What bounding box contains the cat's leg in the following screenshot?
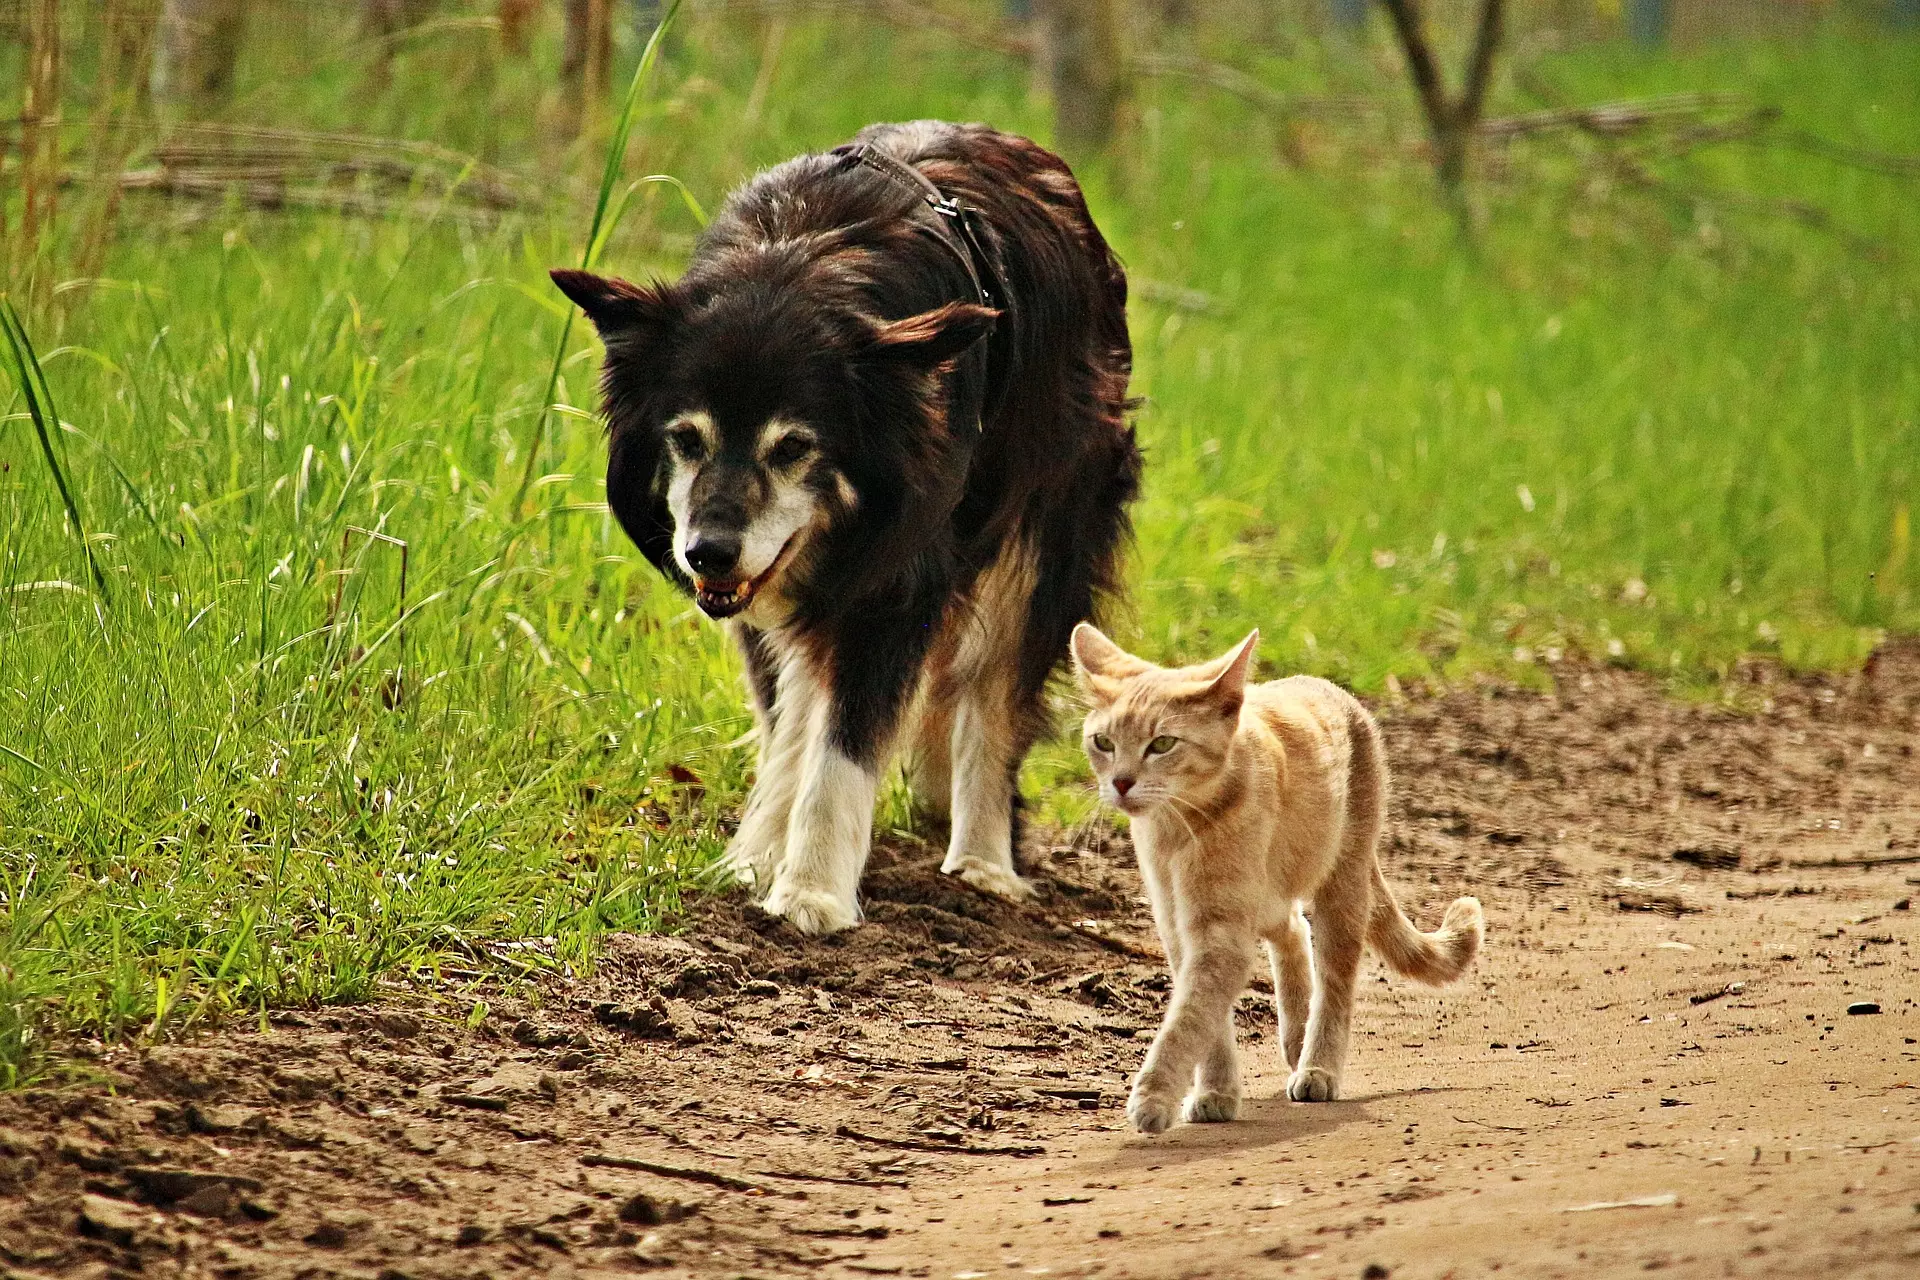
[1290,881,1369,1102]
[1264,908,1314,1070]
[1183,1026,1242,1123]
[1128,924,1255,1133]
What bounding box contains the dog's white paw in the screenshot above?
[1286,1066,1340,1103]
[1182,1089,1240,1124]
[761,882,859,935]
[941,856,1034,902]
[720,839,780,893]
[1127,1089,1178,1135]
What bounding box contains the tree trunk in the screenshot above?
[152,0,249,110]
[1036,0,1127,155]
[560,0,612,137]
[13,0,62,305]
[1379,0,1506,195]
[498,0,537,56]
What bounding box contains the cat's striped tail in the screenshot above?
[1367,864,1484,985]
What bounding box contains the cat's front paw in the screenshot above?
[1126,1089,1178,1134]
[1183,1089,1240,1124]
[1286,1066,1340,1103]
[761,882,859,935]
[941,856,1035,902]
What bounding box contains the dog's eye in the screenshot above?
[1147,735,1179,755]
[1089,732,1114,753]
[765,435,813,468]
[668,426,707,462]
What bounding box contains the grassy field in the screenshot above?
[1,7,1915,1082]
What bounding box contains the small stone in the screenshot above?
[1363,1267,1391,1280]
[187,1104,260,1135]
[78,1193,146,1245]
[455,1223,491,1246]
[742,980,780,997]
[175,1182,239,1218]
[1847,1002,1882,1015]
[373,1011,422,1039]
[305,1210,372,1248]
[619,1192,666,1226]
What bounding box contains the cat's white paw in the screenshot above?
[941,856,1035,902]
[1127,1090,1178,1135]
[1286,1066,1340,1103]
[761,882,859,935]
[1183,1089,1240,1124]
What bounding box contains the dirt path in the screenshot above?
[4,647,1918,1279]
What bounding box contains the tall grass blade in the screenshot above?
[0,297,110,600]
[511,0,686,518]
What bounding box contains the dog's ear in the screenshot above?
[861,302,999,366]
[551,269,682,347]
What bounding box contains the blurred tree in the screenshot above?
[1379,0,1505,196]
[10,0,62,306]
[1894,0,1920,25]
[499,0,537,55]
[1331,0,1369,31]
[1627,0,1670,46]
[563,0,614,126]
[1035,0,1127,154]
[152,0,249,110]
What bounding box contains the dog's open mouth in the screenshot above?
[693,537,798,620]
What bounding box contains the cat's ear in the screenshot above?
[1071,623,1150,688]
[1200,629,1259,716]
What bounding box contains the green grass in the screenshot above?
[2,8,1916,1083]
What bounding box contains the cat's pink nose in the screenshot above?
[1113,776,1135,797]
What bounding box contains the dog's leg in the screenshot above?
[762,682,877,935]
[722,626,806,893]
[940,542,1036,900]
[902,676,953,826]
[941,669,1032,900]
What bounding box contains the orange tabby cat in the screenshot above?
[1070,624,1484,1133]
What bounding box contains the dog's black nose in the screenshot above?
[684,534,742,579]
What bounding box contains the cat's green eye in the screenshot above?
[1147,735,1179,755]
[1090,732,1114,753]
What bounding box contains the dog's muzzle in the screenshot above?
[691,535,799,620]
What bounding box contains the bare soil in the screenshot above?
[4,646,1919,1280]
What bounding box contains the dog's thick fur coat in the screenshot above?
[555,121,1141,933]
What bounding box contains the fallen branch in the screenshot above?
[1785,852,1920,871]
[834,1124,1045,1157]
[579,1153,788,1195]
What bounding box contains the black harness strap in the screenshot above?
[831,142,1003,313]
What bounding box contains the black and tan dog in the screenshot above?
[553,120,1140,934]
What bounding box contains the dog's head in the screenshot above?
[552,266,995,622]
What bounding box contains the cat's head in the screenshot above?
[1069,624,1259,816]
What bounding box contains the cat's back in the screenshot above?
[1242,675,1369,774]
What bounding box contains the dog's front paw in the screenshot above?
[941,856,1034,902]
[720,838,780,893]
[1127,1089,1178,1135]
[1286,1066,1340,1103]
[761,883,859,935]
[1182,1089,1240,1124]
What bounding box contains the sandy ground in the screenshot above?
[3,645,1918,1280]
